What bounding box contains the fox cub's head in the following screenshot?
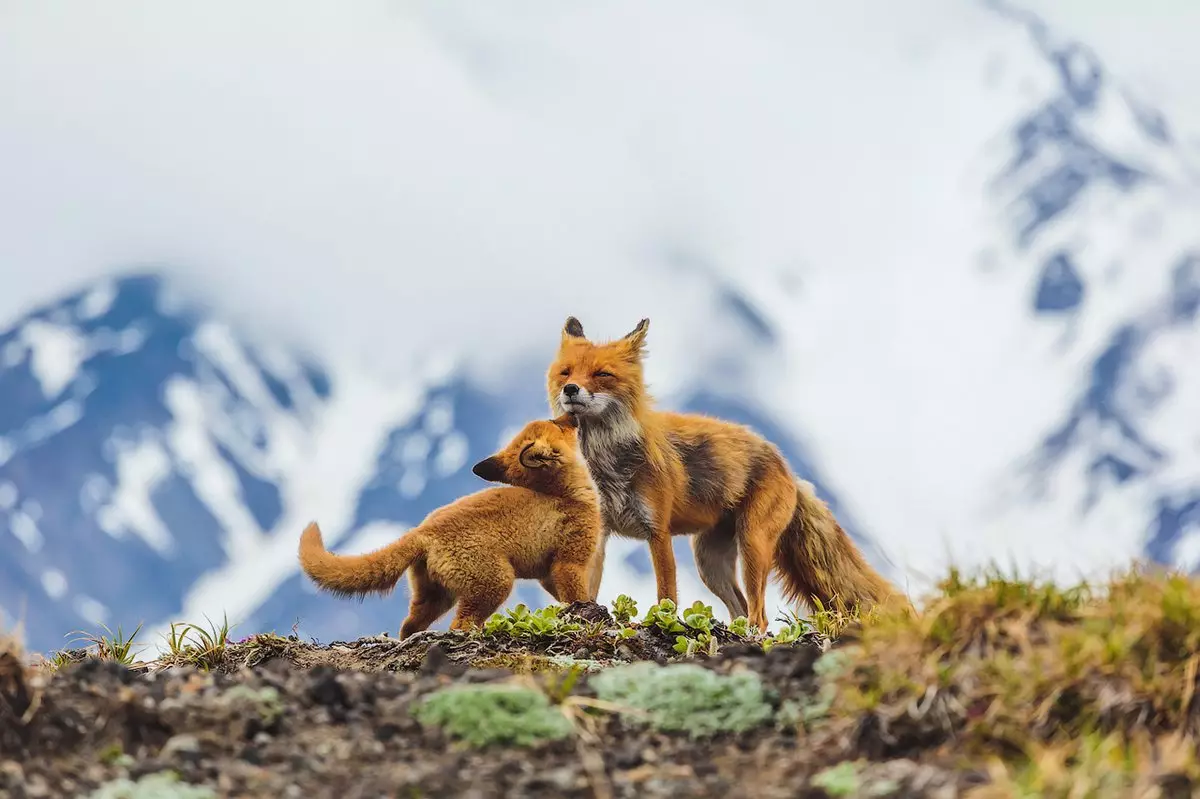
[471,414,584,494]
[546,316,649,420]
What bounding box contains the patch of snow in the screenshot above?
[41,569,68,600]
[73,595,110,627]
[76,281,116,320]
[1176,530,1200,572]
[20,319,88,399]
[98,431,175,556]
[21,499,41,523]
[162,377,269,560]
[192,321,279,411]
[399,433,431,465]
[79,474,113,515]
[433,431,469,477]
[335,521,411,555]
[0,481,16,510]
[399,469,426,499]
[141,365,430,656]
[9,509,43,553]
[423,400,454,437]
[1,341,23,369]
[495,425,521,451]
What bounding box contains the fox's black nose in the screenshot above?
[563,383,581,398]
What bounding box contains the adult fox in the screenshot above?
[547,316,899,631]
[298,414,601,638]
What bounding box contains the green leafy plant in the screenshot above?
[611,594,638,624]
[727,616,756,638]
[481,604,583,640]
[762,612,809,652]
[641,599,685,634]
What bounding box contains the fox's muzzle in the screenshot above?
[472,456,506,483]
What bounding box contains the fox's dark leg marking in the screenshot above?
[692,513,750,620]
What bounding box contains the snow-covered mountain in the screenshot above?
[0,271,875,654]
[3,1,1199,654]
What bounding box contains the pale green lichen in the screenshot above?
[411,683,574,748]
[89,771,216,799]
[590,661,774,738]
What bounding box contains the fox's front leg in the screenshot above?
[587,532,609,601]
[647,525,679,606]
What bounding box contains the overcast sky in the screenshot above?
[1,0,1197,376]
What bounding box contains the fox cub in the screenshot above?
[547,315,901,631]
[298,414,601,638]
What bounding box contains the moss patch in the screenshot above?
[410,683,574,748]
[590,660,774,738]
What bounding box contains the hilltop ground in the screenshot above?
[2,567,1200,799]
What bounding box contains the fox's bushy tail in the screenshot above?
[298,521,426,598]
[773,480,903,614]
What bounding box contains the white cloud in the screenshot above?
[0,0,1027,377]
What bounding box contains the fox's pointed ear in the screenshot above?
[552,412,578,430]
[621,318,649,356]
[561,316,586,344]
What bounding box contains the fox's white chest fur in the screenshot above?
[579,415,654,541]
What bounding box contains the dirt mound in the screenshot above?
[7,570,1200,798]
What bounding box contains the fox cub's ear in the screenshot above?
[621,317,649,355]
[519,442,559,469]
[562,316,586,341]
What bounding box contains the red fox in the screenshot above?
[298,414,602,638]
[546,316,901,631]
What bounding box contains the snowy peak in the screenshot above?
[973,2,1200,576]
[0,273,335,651]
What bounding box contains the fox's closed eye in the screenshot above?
[559,368,570,377]
[594,371,614,378]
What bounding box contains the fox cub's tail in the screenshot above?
[298,521,426,598]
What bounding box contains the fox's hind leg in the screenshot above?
[692,516,749,622]
[399,559,455,639]
[735,461,799,632]
[449,561,515,633]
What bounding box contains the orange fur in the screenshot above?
[547,316,902,630]
[297,414,602,638]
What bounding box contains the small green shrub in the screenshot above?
[590,661,774,738]
[481,604,583,640]
[411,683,574,748]
[611,594,638,624]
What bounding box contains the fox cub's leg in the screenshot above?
[692,519,749,621]
[549,557,592,604]
[399,560,455,640]
[450,560,515,632]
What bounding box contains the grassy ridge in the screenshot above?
[3,563,1200,797]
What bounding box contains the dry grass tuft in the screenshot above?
[824,563,1200,791]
